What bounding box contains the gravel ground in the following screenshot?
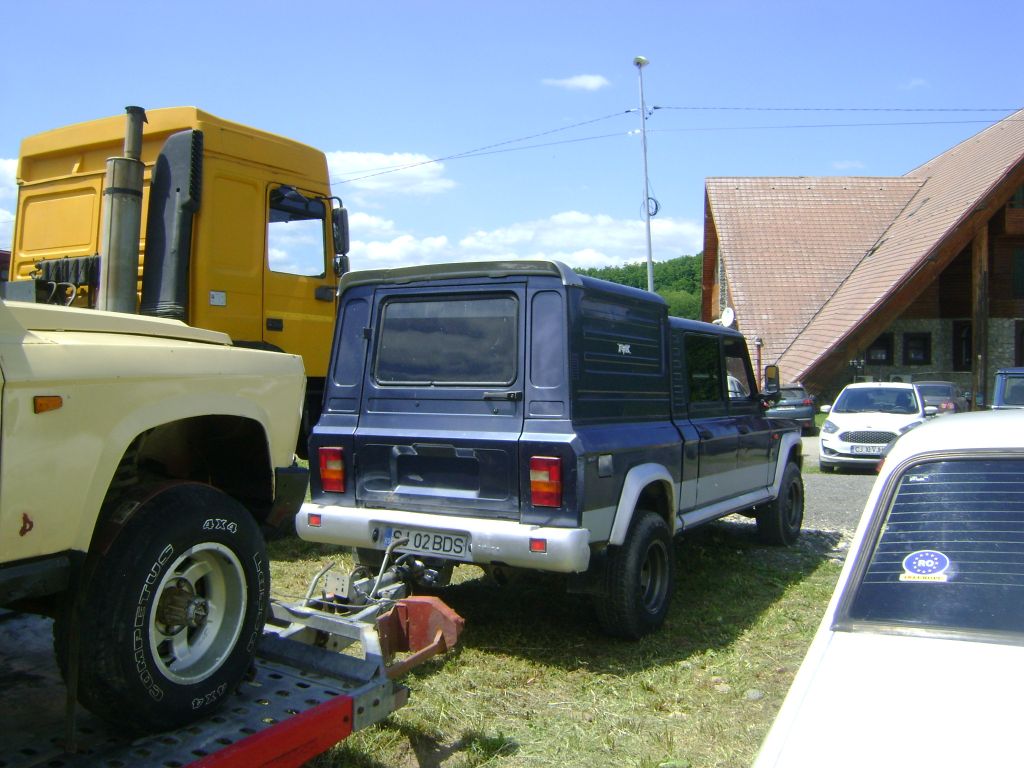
[799,435,877,538]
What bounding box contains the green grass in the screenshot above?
[268,522,843,768]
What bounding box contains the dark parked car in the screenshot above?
[765,385,817,433]
[914,380,968,414]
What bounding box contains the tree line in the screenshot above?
[576,253,702,319]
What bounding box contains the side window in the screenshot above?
[685,333,726,417]
[723,336,756,404]
[267,185,328,277]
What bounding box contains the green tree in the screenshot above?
[577,254,703,319]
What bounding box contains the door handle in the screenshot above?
[315,285,336,302]
[483,391,523,401]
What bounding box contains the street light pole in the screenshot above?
[634,55,655,293]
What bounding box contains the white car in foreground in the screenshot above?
[818,381,935,471]
[755,410,1024,767]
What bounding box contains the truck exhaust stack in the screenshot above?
[97,106,147,313]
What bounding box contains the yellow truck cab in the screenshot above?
[10,107,349,440]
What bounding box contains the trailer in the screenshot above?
[0,561,463,768]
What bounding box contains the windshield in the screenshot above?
[833,387,919,415]
[842,457,1024,636]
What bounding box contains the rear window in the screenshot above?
[374,295,517,385]
[916,384,952,398]
[780,387,806,400]
[842,457,1024,636]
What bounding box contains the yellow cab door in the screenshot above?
[263,185,337,380]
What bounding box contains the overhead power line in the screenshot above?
[331,110,630,185]
[655,105,1021,113]
[650,118,1024,133]
[330,106,1023,185]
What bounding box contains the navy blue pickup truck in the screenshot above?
[298,261,803,638]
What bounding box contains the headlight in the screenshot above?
[822,420,839,434]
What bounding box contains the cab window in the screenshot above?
[267,186,328,277]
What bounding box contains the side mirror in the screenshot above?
[924,405,938,417]
[820,404,832,414]
[333,253,350,279]
[763,364,780,395]
[332,205,350,258]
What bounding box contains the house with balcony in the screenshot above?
[701,109,1024,403]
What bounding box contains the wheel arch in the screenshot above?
[80,415,274,555]
[608,463,676,546]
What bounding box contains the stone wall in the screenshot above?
[818,316,1020,403]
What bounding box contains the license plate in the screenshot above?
[851,444,884,455]
[383,526,470,558]
[774,405,796,410]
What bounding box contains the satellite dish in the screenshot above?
[720,307,736,328]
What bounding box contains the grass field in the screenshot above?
[268,520,844,768]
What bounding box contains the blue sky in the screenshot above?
[2,0,1022,271]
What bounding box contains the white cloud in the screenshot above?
[542,75,611,92]
[900,77,928,90]
[326,150,455,198]
[346,211,702,272]
[0,158,16,250]
[832,160,865,170]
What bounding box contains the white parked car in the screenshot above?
[818,381,935,472]
[755,409,1024,767]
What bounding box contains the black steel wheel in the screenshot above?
[593,510,675,639]
[757,462,804,546]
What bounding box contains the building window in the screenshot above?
[903,332,932,366]
[1014,248,1024,299]
[866,333,894,366]
[1010,185,1024,209]
[952,320,972,372]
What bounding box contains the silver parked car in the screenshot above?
[913,380,968,414]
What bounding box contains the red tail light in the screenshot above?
[530,456,562,507]
[319,447,346,493]
[802,398,814,406]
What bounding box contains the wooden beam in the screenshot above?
[972,224,990,406]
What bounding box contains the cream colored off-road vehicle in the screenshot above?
[0,299,307,732]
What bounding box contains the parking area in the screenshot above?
[801,436,876,535]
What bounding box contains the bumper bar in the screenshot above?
[298,503,592,573]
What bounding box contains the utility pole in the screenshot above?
[634,56,655,293]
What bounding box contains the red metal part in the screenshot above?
[190,695,354,768]
[376,596,465,679]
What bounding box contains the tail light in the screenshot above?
[319,447,346,493]
[529,456,562,507]
[802,398,814,406]
[940,401,955,410]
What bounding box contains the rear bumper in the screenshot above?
[297,503,592,573]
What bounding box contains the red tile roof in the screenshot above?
[705,177,923,370]
[705,109,1024,386]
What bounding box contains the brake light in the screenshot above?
[530,456,562,507]
[319,447,346,493]
[802,398,813,406]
